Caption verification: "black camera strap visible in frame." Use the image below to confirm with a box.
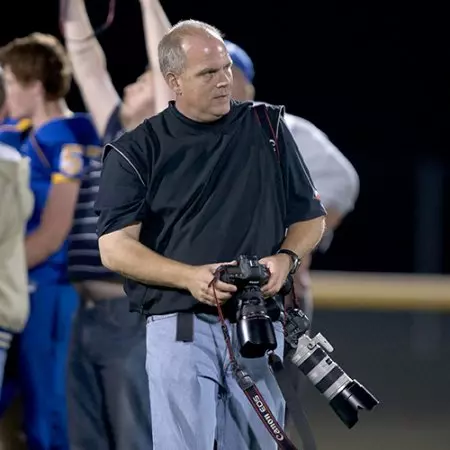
[253,103,282,161]
[268,354,318,450]
[209,277,299,450]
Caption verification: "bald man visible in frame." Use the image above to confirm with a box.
[95,20,326,450]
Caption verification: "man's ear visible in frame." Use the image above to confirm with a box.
[166,73,182,96]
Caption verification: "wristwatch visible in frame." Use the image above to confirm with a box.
[276,249,301,274]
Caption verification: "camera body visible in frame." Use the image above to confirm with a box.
[218,255,277,359]
[219,254,270,288]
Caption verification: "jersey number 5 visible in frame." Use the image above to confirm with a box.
[60,144,84,177]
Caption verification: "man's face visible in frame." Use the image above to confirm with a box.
[121,70,154,122]
[173,34,233,121]
[3,66,37,119]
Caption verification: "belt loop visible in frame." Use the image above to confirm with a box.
[176,312,194,342]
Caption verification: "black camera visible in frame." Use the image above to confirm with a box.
[218,255,278,359]
[283,308,379,428]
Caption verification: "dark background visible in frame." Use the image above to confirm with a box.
[1,4,449,449]
[1,0,448,274]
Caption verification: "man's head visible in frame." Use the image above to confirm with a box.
[121,69,155,126]
[0,33,71,119]
[224,40,255,102]
[158,20,233,122]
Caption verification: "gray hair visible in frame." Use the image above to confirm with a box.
[0,66,5,110]
[158,20,224,77]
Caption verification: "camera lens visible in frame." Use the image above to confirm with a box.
[237,314,277,358]
[291,334,379,427]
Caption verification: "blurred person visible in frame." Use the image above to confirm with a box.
[62,0,173,143]
[0,66,24,127]
[0,68,33,390]
[0,33,100,450]
[95,19,326,450]
[60,0,176,448]
[225,40,360,446]
[224,40,360,320]
[0,66,31,450]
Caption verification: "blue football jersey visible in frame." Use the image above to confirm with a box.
[12,114,101,283]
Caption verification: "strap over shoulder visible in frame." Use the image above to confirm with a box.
[253,102,285,141]
[253,102,285,160]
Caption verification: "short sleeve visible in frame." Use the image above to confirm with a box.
[278,118,327,227]
[95,127,151,237]
[51,143,87,184]
[285,115,360,215]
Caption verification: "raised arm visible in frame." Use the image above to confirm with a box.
[61,0,120,137]
[139,0,173,113]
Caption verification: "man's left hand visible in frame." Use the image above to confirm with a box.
[259,253,292,297]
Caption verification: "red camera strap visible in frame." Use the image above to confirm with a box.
[209,273,298,450]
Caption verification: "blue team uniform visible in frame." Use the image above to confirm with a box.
[0,114,101,450]
[0,116,20,126]
[0,117,31,144]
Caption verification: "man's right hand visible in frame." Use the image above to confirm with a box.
[184,263,237,306]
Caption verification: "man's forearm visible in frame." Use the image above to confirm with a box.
[26,230,60,270]
[280,216,326,259]
[99,233,193,290]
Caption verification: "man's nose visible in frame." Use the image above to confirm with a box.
[217,76,230,89]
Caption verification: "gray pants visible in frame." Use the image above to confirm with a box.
[146,313,285,450]
[68,297,152,450]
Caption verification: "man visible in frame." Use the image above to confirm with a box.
[62,0,172,143]
[224,40,359,319]
[0,33,100,449]
[0,68,33,390]
[95,20,326,450]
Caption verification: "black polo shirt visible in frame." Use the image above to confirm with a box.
[95,100,325,315]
